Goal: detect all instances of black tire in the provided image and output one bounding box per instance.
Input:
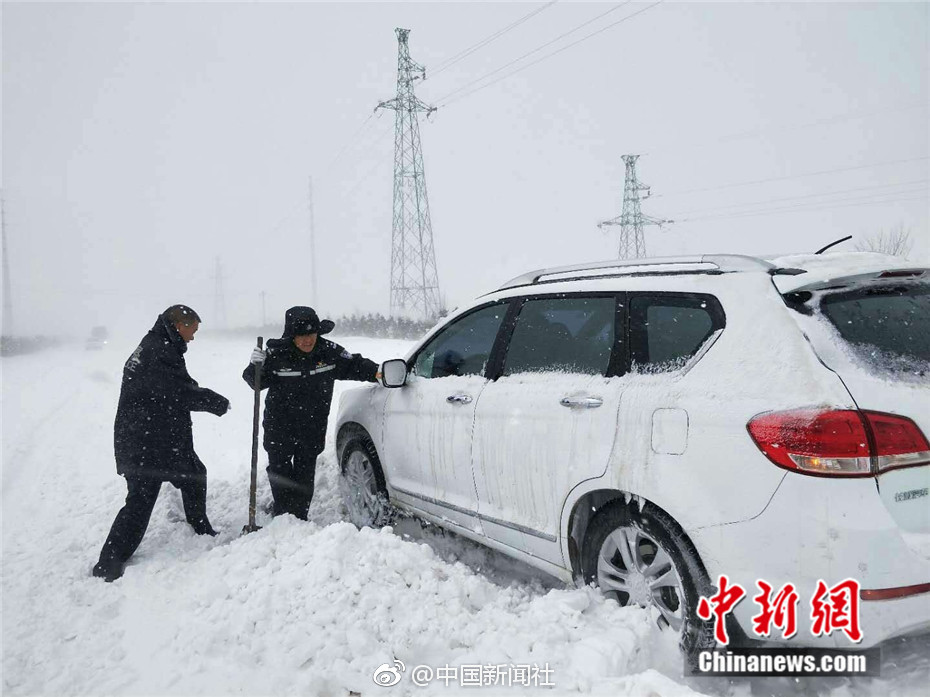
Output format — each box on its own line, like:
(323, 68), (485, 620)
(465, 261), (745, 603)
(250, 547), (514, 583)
(339, 436), (395, 529)
(581, 501), (716, 660)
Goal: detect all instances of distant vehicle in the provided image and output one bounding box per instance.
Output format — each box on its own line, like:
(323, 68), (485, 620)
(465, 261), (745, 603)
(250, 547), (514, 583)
(85, 325), (109, 350)
(337, 252), (930, 656)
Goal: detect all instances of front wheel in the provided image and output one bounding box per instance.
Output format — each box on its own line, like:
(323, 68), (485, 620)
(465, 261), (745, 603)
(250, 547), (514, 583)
(339, 437), (395, 529)
(581, 501), (715, 658)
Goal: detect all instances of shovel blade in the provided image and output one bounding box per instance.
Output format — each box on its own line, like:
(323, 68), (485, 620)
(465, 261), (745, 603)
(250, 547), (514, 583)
(241, 523), (262, 535)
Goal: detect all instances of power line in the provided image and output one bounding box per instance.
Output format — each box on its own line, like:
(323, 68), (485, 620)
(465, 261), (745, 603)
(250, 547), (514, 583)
(325, 113), (377, 171)
(327, 4), (564, 184)
(263, 198), (306, 237)
(339, 122), (396, 199)
(676, 191), (929, 224)
(439, 1), (665, 108)
(322, 107), (394, 178)
(324, 5), (560, 176)
(430, 1), (559, 79)
(653, 156), (930, 199)
(432, 1), (636, 106)
(320, 1), (559, 185)
(665, 178), (929, 218)
(641, 103), (928, 158)
(254, 114), (390, 248)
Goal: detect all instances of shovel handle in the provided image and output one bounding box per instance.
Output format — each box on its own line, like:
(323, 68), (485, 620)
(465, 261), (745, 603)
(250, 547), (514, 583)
(248, 336), (263, 530)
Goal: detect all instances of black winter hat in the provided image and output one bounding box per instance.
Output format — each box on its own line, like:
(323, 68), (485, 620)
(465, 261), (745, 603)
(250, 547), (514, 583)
(282, 306), (334, 338)
(162, 304), (202, 324)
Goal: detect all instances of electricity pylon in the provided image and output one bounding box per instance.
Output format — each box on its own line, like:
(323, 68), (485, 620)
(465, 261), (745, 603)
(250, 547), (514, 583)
(376, 28), (442, 320)
(598, 155), (671, 259)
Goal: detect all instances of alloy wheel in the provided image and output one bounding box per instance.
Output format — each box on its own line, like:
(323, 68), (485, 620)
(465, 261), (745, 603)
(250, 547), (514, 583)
(596, 524), (685, 631)
(344, 448), (381, 527)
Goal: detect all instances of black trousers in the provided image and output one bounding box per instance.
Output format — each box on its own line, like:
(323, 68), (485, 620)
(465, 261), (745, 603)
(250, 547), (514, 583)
(97, 469), (212, 566)
(266, 441), (319, 520)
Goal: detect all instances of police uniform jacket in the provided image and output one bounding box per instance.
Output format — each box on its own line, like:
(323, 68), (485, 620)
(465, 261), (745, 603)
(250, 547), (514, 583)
(114, 314), (229, 479)
(242, 338), (378, 453)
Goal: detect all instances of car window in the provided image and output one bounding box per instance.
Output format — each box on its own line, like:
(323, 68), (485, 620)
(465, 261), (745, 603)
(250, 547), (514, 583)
(630, 295), (721, 373)
(413, 304), (507, 379)
(502, 296), (616, 376)
(819, 284), (930, 373)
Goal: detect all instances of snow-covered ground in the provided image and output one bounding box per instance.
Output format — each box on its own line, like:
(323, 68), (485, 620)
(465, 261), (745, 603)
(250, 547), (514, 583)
(2, 333), (927, 696)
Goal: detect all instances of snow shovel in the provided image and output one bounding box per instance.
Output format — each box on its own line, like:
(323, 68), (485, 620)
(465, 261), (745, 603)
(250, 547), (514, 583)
(242, 336), (263, 535)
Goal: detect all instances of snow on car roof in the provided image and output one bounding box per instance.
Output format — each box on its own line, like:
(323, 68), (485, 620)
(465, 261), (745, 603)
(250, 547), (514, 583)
(768, 251), (929, 294)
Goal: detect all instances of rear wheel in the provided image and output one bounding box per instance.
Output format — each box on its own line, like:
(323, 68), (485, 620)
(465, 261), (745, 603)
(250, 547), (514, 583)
(339, 437), (395, 529)
(582, 501), (715, 658)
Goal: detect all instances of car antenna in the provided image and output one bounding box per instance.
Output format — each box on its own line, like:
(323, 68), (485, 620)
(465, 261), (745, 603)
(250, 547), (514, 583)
(814, 235), (853, 255)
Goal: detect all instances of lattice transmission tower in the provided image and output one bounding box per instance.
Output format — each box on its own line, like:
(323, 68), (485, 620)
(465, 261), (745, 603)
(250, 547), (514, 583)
(376, 28), (442, 319)
(598, 154), (670, 259)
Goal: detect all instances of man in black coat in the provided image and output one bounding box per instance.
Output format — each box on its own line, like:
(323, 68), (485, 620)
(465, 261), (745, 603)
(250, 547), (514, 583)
(243, 306), (381, 520)
(93, 305), (230, 582)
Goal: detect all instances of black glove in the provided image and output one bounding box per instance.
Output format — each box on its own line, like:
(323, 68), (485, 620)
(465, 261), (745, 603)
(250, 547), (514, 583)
(204, 391), (231, 416)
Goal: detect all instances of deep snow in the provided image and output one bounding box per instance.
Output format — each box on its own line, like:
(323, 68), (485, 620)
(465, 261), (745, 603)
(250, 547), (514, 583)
(2, 334), (927, 696)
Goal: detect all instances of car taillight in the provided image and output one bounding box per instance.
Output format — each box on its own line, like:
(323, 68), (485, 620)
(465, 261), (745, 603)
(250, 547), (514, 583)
(747, 410), (872, 476)
(747, 409), (930, 477)
(866, 411), (930, 472)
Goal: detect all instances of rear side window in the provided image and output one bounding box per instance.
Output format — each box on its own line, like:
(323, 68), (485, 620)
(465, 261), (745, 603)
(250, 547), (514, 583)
(819, 284), (930, 371)
(630, 294), (723, 373)
(413, 304), (506, 379)
(502, 296), (616, 376)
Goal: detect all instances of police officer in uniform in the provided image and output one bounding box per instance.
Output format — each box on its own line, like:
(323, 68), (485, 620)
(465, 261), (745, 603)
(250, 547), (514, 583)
(93, 305), (230, 582)
(243, 306), (381, 519)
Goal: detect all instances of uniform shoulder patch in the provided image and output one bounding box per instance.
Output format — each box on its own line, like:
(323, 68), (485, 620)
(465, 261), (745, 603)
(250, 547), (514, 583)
(125, 345), (144, 371)
(325, 341), (349, 358)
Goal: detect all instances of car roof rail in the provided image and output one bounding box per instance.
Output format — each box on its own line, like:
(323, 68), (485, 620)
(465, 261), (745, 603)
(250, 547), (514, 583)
(498, 254), (783, 291)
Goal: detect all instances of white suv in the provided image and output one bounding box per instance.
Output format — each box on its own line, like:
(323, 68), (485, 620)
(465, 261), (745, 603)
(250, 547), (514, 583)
(336, 253), (930, 654)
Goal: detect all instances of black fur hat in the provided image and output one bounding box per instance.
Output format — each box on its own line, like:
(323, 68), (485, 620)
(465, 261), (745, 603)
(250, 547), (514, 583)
(282, 306), (334, 337)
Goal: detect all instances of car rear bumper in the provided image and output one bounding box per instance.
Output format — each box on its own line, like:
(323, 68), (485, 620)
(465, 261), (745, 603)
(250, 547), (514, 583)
(690, 473), (930, 648)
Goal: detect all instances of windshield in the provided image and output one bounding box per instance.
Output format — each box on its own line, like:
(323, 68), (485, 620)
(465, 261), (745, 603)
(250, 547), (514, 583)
(818, 284), (930, 372)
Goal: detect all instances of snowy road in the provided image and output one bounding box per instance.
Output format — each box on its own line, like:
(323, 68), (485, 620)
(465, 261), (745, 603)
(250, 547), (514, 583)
(2, 335), (927, 696)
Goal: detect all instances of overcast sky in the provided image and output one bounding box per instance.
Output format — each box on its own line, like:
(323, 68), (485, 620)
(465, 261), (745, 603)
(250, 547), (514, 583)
(2, 0), (928, 338)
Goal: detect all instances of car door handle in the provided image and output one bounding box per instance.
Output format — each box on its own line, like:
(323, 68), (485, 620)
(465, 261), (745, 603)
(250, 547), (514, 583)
(560, 396), (603, 409)
(446, 393), (473, 405)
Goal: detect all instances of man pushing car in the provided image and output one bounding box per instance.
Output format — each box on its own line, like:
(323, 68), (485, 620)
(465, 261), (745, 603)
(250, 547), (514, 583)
(243, 306), (382, 520)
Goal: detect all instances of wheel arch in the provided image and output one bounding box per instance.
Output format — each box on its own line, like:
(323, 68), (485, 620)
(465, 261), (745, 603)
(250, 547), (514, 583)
(336, 421), (388, 491)
(336, 421), (368, 461)
(564, 488), (712, 595)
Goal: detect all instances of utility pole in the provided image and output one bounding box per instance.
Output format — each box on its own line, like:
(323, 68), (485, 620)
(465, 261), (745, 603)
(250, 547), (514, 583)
(308, 177), (318, 307)
(1, 192), (12, 337)
(376, 28), (442, 320)
(213, 256), (227, 329)
(598, 155), (671, 259)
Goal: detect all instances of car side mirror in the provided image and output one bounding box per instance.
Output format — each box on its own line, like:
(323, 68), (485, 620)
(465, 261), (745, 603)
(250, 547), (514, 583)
(381, 358), (408, 388)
